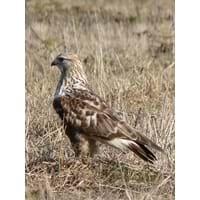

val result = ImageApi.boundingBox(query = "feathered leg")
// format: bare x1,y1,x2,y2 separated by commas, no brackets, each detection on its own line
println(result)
65,127,98,163
77,136,98,163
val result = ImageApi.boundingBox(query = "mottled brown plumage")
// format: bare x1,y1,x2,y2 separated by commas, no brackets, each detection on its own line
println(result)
51,53,164,163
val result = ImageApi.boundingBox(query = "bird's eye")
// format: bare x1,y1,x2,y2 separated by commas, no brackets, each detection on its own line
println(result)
59,57,64,62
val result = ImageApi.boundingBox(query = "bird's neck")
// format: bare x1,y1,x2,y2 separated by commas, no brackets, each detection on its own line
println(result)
54,72,66,97
54,69,88,97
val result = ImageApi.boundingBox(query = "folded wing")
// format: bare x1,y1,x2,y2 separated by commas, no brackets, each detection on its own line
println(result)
53,88,163,163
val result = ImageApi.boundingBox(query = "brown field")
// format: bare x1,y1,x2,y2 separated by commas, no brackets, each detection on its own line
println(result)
25,0,174,199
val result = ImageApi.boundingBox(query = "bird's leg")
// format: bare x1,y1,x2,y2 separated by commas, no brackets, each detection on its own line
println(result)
78,137,99,167
71,140,81,157
71,136,98,164
77,135,98,164
63,125,81,158
64,124,98,163
65,131,82,158
88,139,98,157
65,130,90,161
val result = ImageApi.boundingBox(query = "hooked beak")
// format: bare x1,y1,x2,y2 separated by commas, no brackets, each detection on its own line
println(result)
51,60,57,66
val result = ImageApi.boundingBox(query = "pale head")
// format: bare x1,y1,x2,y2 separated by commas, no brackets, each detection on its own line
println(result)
51,54,75,73
51,53,88,84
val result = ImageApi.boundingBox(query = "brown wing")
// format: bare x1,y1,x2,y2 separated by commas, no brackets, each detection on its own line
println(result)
54,88,163,163
54,88,124,135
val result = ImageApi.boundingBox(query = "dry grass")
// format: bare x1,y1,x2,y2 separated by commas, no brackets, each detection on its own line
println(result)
25,0,174,199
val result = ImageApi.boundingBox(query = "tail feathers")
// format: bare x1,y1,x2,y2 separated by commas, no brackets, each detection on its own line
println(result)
128,141,157,163
108,138,157,163
139,134,164,153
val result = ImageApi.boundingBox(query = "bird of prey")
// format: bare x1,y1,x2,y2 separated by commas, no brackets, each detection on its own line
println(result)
51,53,164,163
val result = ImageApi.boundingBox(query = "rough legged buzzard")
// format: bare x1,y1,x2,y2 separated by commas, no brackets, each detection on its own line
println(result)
51,54,163,163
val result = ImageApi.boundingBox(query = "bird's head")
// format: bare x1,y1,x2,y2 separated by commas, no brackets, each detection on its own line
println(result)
51,53,87,82
51,54,73,73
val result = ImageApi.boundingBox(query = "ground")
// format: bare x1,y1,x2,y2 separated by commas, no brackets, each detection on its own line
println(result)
25,0,174,199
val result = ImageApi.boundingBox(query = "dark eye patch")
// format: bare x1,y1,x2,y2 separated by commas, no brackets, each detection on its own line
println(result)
58,57,64,62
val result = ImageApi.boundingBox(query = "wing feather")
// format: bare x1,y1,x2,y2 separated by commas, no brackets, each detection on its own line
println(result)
53,88,163,163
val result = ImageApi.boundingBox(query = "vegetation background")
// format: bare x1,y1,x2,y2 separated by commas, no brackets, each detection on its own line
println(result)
25,0,174,199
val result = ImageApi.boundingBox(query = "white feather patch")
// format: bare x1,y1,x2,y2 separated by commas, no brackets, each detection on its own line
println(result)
108,138,136,152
